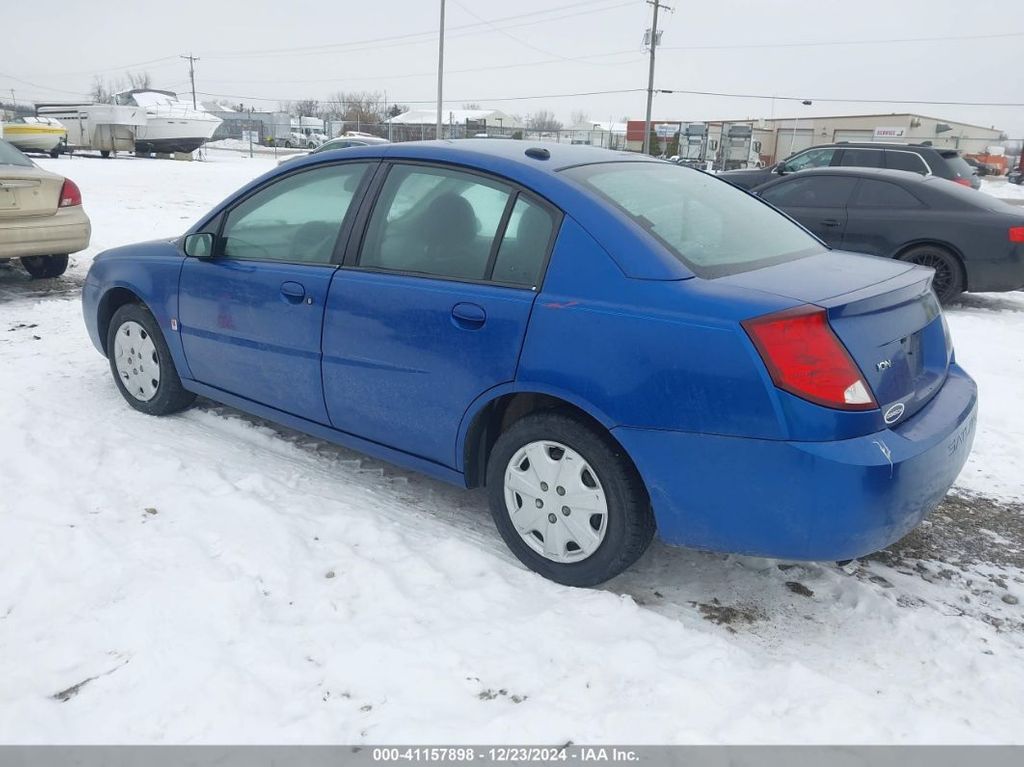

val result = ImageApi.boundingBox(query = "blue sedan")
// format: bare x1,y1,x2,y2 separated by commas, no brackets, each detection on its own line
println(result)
82,140,978,586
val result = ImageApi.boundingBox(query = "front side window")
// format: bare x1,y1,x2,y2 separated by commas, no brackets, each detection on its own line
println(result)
760,177,858,208
564,162,821,277
783,147,836,172
359,164,514,281
220,163,370,263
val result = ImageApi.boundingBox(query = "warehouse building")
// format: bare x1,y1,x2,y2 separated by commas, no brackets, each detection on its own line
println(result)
626,113,1005,167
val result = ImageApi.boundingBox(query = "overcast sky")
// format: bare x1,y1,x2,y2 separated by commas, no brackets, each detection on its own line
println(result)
5,0,1022,135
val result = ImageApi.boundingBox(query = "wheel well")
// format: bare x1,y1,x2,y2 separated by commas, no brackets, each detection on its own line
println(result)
895,241,969,291
463,392,615,489
97,287,143,355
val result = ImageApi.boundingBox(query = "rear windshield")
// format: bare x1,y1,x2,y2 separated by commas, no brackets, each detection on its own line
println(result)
940,152,975,180
0,140,33,167
563,161,821,277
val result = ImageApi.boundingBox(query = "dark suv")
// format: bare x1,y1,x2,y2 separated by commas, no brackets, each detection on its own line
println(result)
720,142,980,190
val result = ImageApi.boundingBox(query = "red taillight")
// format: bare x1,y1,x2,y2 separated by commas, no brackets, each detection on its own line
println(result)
742,305,877,411
952,177,973,187
59,178,82,208
1010,226,1024,243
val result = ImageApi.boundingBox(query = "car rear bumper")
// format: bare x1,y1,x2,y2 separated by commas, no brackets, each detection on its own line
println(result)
0,206,91,258
612,363,978,561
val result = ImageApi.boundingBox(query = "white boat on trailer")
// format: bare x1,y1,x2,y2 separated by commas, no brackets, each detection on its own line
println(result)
113,90,221,154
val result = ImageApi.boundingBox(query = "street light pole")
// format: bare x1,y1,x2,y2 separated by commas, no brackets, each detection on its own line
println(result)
436,0,446,140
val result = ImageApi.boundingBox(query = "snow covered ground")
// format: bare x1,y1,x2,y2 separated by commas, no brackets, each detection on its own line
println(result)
0,150,1022,744
981,177,1024,201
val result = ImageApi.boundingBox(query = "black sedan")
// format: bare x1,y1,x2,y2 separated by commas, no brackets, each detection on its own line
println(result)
751,168,1024,303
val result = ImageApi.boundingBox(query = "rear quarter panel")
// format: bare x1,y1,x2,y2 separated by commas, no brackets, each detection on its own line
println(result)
514,216,795,440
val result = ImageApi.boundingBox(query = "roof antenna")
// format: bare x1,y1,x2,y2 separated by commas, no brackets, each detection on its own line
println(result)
525,147,550,160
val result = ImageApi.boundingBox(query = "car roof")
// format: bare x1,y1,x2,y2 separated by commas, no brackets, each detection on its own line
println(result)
305,138,656,175
776,167,928,183
826,141,946,153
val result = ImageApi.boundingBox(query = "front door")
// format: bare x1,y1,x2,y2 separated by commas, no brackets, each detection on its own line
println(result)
322,162,559,466
178,161,373,423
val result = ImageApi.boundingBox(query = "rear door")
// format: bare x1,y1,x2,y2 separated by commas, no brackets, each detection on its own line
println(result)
178,161,373,423
758,175,857,246
322,162,559,467
841,178,928,257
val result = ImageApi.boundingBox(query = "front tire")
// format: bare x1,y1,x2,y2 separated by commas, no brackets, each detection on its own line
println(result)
106,303,196,416
486,412,655,587
21,254,68,278
899,244,964,304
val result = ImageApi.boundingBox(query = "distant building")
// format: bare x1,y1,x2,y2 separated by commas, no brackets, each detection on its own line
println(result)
626,113,1006,167
385,108,524,141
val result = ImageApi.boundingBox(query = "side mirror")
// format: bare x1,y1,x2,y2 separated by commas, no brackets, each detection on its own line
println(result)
773,162,787,174
183,232,215,259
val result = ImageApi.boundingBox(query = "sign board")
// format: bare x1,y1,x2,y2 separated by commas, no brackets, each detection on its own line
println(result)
873,126,907,140
655,123,679,138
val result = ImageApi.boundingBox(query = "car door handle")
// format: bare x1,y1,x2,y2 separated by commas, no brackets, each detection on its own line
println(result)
820,218,842,228
451,302,486,329
280,281,306,303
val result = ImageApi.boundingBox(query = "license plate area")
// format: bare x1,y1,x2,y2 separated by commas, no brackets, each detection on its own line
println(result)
0,188,19,210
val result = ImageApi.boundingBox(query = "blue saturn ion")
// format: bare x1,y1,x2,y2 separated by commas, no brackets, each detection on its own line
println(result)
83,140,978,586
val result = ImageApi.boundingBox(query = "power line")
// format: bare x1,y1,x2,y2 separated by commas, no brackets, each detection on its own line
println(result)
201,0,634,60
656,88,1024,108
660,30,1024,51
196,87,645,106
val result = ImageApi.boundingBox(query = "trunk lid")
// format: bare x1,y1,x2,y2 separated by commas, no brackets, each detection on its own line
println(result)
720,251,949,419
0,167,62,219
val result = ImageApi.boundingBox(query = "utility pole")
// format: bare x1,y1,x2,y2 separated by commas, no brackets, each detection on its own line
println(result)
436,0,446,140
181,53,199,109
642,1,670,155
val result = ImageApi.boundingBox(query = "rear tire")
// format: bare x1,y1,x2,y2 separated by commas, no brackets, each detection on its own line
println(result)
486,412,655,587
106,303,196,416
21,254,68,279
899,244,964,304
100,150,111,158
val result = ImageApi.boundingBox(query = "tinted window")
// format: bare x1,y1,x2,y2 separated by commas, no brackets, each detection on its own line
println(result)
838,148,883,168
491,196,557,287
0,140,32,167
885,150,928,174
851,180,924,209
760,176,857,208
221,163,369,263
941,152,976,181
783,147,836,172
563,162,820,277
360,164,512,281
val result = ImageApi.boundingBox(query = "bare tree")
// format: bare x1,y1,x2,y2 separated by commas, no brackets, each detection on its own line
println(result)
527,109,563,132
326,91,389,131
570,109,591,127
90,70,153,103
288,98,321,118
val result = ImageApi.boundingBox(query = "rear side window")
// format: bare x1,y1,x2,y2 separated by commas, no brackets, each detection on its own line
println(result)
491,196,556,287
563,162,820,278
850,180,924,209
941,152,976,181
760,176,857,208
838,148,883,168
0,140,32,167
360,164,513,281
885,150,929,174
